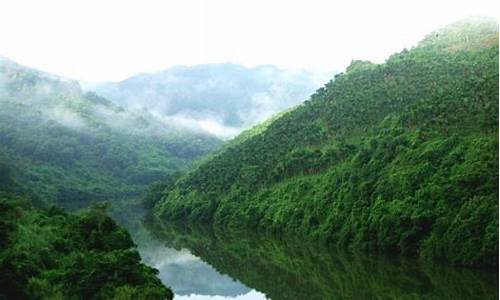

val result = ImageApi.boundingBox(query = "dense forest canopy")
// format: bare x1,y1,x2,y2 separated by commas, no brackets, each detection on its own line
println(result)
0,165,173,299
154,18,499,268
0,57,222,209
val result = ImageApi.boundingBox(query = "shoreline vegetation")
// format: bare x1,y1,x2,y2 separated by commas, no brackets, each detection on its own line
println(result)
0,172,173,299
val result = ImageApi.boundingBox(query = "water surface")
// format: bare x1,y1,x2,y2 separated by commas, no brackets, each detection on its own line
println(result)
129,220,498,300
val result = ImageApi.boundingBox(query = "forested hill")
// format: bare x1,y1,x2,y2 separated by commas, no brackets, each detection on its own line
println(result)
0,57,222,209
155,18,499,268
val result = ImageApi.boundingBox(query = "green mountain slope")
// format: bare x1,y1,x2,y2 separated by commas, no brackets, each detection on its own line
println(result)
155,18,499,267
0,58,222,209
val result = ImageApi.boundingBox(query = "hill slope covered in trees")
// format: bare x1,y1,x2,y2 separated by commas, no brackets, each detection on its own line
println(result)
155,18,499,268
0,57,222,209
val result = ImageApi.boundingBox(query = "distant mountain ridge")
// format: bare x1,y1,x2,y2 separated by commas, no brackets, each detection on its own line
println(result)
93,63,330,138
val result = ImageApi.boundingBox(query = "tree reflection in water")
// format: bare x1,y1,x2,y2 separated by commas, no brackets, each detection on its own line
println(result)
143,218,498,300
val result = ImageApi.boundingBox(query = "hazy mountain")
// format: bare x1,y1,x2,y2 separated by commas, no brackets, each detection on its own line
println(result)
154,18,499,268
0,57,222,209
93,64,331,138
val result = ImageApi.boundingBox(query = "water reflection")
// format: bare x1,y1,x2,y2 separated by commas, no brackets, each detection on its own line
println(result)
133,228,266,299
174,290,266,300
110,207,267,299
144,219,498,300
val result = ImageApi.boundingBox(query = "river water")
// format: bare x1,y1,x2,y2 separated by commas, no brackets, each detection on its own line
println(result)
120,219,498,300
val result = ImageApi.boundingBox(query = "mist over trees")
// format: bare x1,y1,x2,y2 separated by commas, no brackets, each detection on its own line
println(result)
0,57,222,209
93,64,331,138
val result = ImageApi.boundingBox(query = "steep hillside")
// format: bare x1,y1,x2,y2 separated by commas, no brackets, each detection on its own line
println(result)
93,64,328,138
0,58,222,209
155,18,499,267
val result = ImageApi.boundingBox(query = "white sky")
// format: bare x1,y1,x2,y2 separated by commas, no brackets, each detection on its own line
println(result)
0,0,498,82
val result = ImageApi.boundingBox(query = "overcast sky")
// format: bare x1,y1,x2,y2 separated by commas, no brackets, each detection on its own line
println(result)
0,0,498,82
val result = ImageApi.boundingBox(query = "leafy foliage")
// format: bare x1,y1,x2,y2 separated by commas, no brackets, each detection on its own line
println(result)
0,184,173,299
155,18,499,267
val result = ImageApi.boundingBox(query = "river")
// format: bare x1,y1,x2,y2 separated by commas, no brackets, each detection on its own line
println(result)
118,218,498,300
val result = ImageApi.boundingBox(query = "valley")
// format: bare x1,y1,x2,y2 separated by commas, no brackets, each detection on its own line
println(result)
0,17,498,300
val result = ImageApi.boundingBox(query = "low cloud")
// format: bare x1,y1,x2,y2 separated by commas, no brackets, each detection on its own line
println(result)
156,112,240,140
43,105,88,131
92,64,334,139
